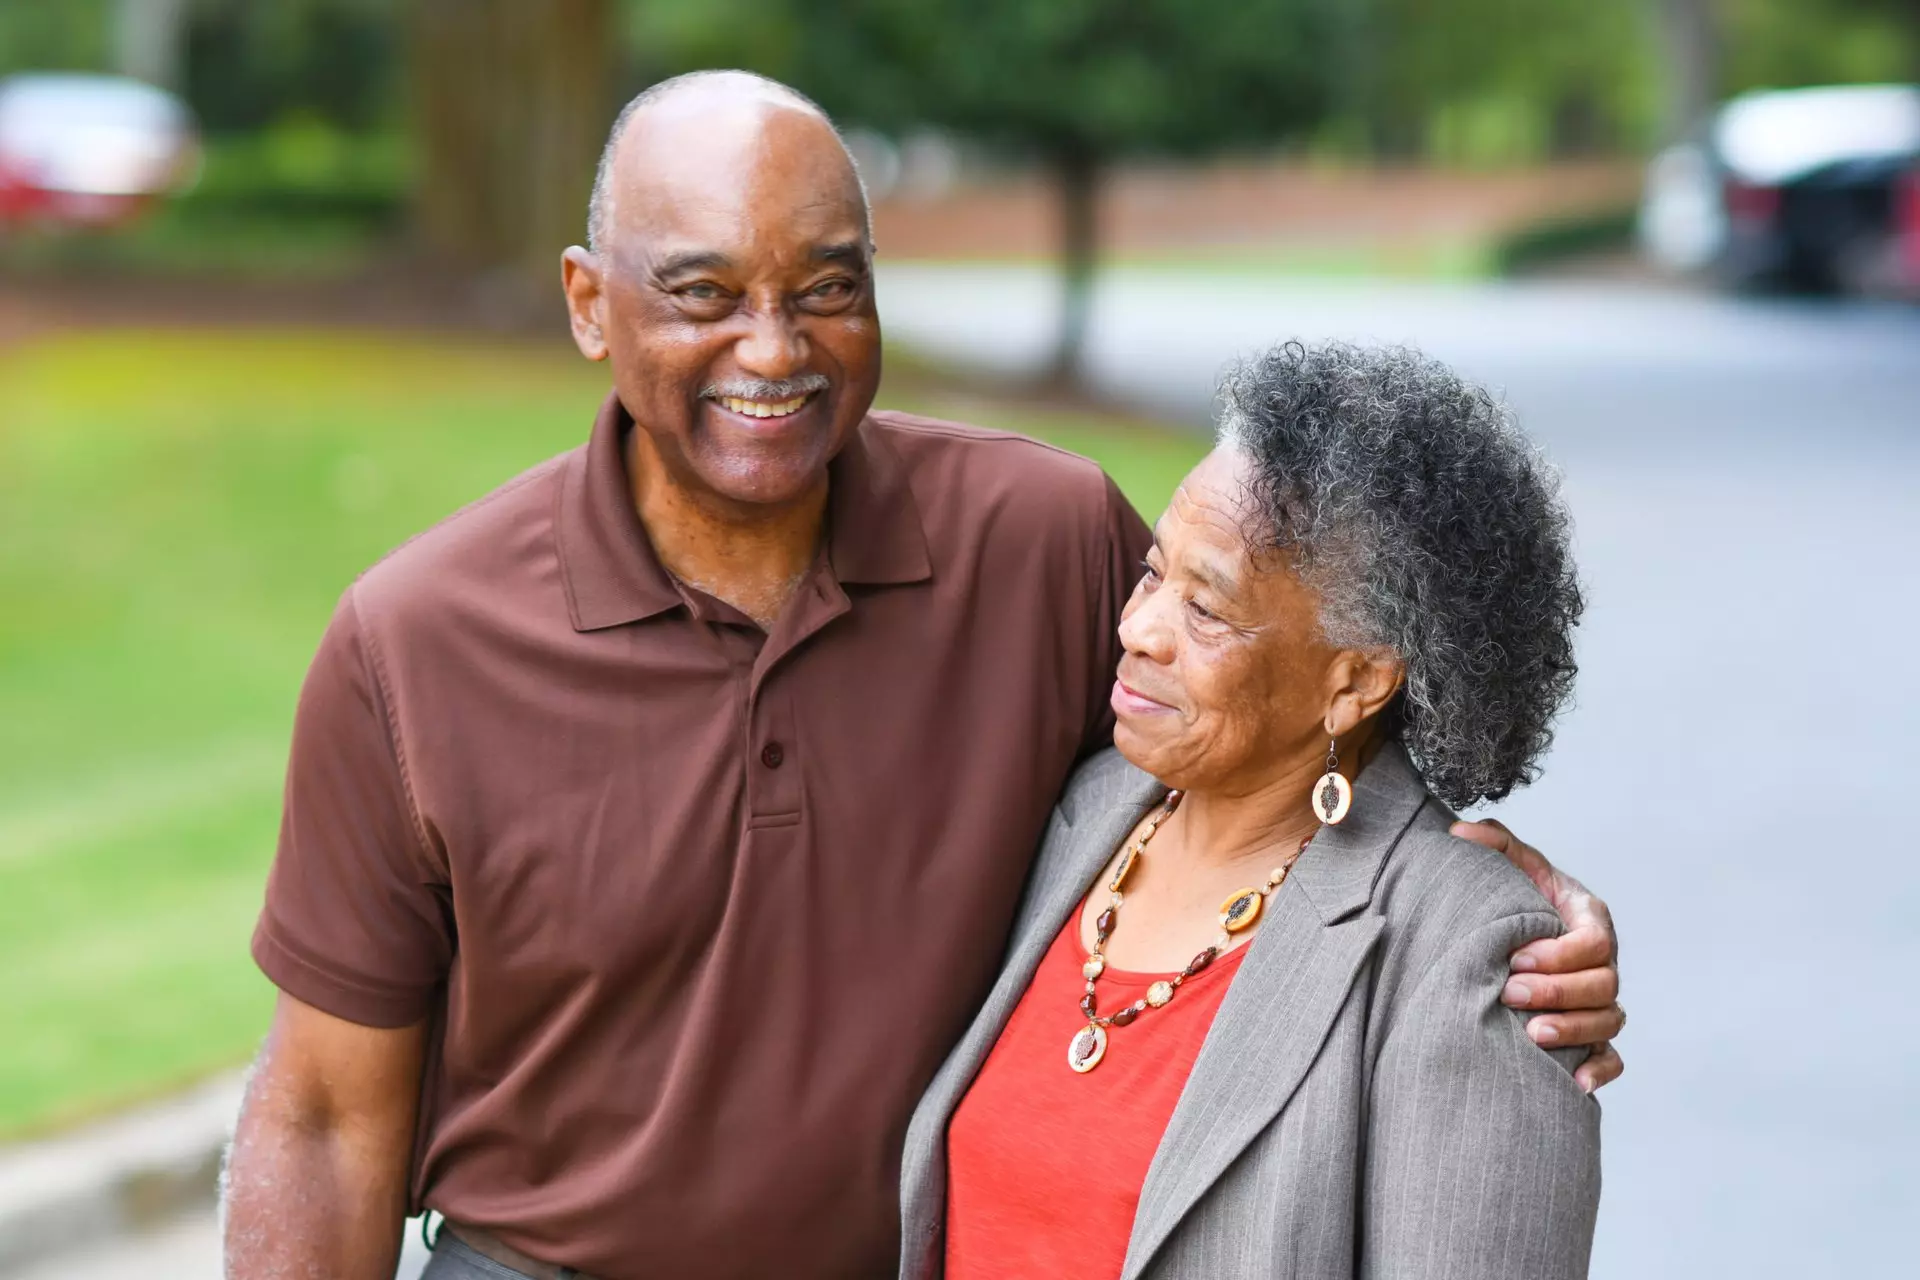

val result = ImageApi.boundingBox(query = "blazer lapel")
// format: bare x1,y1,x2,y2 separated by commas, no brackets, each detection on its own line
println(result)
898,756,1164,1278
1120,745,1430,1280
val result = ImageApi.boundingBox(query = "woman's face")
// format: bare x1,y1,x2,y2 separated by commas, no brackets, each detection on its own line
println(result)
1111,447,1349,793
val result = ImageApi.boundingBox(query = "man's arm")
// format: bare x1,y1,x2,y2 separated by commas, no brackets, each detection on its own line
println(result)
225,993,426,1280
1454,818,1625,1093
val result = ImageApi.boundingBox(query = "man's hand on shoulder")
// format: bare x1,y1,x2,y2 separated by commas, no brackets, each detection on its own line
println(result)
1451,817,1625,1094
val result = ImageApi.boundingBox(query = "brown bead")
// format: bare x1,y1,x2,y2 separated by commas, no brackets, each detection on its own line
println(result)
1080,993,1098,1018
1183,948,1217,977
1111,1006,1139,1027
1096,908,1116,937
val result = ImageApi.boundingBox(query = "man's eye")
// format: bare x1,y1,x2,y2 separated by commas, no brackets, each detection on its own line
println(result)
1187,598,1216,622
811,279,851,298
1139,561,1161,586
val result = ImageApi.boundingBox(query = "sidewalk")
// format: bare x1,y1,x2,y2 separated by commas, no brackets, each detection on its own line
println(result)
6,1208,434,1280
0,1073,241,1276
0,1068,436,1277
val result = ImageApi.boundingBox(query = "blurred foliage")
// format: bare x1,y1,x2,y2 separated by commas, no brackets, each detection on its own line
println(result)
1724,0,1920,88
1361,0,1665,164
786,0,1350,163
1489,205,1641,275
182,0,398,134
0,1,112,73
2,0,1917,166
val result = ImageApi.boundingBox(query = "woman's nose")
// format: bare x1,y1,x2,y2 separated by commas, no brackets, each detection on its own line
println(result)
1118,589,1174,662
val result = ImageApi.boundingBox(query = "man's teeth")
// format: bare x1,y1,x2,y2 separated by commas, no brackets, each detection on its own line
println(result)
719,394,810,418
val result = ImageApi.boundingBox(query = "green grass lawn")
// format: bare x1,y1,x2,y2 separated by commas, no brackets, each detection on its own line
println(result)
0,329,1205,1138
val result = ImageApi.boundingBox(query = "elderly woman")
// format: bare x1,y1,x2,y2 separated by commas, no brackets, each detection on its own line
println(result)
898,341,1600,1280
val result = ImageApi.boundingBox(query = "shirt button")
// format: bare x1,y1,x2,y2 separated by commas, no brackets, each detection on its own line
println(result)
760,742,785,769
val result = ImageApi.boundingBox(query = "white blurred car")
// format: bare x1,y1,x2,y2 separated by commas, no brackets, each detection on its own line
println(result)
1640,84,1920,296
0,73,199,229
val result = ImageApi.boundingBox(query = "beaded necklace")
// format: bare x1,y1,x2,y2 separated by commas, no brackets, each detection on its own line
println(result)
1067,791,1313,1074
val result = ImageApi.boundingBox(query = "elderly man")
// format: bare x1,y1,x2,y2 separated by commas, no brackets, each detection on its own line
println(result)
225,72,1624,1280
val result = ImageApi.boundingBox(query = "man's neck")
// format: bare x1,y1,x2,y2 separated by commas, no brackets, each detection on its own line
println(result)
627,431,828,631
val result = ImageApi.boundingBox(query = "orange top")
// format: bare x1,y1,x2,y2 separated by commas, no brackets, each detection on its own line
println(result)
944,901,1250,1280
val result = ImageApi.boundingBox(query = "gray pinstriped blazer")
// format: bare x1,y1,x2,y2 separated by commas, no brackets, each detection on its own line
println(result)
898,742,1600,1280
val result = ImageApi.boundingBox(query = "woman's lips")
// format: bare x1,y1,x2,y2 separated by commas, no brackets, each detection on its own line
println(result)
1111,678,1175,717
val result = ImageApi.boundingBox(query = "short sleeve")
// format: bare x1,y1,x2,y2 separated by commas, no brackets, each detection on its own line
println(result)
251,588,453,1028
1080,473,1153,758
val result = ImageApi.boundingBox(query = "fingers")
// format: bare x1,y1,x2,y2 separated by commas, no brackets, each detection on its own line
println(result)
1510,923,1613,974
1449,817,1514,856
1504,962,1619,1013
1451,818,1555,899
1573,1042,1624,1094
1525,1004,1625,1053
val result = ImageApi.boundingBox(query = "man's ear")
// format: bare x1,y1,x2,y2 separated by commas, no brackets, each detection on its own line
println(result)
561,247,609,362
1323,649,1406,739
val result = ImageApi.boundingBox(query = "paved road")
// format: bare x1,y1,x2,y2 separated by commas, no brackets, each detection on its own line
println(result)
879,263,1920,1278
26,270,1914,1278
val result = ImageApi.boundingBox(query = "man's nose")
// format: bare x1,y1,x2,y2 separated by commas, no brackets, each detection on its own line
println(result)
734,306,808,379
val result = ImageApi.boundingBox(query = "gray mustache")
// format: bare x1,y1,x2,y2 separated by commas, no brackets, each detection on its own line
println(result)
703,374,830,401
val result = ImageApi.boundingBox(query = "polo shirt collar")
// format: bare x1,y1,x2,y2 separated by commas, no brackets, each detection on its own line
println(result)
558,392,931,632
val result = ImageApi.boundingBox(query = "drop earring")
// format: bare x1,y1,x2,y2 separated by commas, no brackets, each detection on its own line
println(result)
1313,737,1352,825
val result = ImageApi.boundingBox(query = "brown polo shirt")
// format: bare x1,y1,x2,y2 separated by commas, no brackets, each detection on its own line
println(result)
252,393,1151,1279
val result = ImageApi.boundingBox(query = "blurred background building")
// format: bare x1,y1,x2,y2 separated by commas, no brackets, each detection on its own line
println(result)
0,2,1916,1278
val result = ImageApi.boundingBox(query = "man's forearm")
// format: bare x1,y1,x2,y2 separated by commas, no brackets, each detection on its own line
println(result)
224,1074,411,1279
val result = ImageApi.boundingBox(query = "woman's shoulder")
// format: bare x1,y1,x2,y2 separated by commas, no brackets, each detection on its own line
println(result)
1370,797,1563,976
1053,747,1163,826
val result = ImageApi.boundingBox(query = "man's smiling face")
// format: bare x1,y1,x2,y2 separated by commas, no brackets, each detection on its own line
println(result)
566,90,882,512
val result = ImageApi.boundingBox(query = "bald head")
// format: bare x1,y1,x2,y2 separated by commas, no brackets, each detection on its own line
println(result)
586,70,870,258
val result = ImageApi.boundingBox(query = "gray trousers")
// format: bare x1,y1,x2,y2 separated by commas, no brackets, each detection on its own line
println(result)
420,1232,581,1280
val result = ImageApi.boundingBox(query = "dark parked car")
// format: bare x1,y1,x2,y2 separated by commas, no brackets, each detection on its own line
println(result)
1640,84,1920,297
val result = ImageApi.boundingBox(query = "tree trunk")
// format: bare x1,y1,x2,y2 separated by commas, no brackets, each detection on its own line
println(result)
115,0,189,91
407,0,613,316
1045,150,1101,387
1654,0,1720,143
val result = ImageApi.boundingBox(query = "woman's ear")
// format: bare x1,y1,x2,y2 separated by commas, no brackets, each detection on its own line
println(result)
1323,649,1406,739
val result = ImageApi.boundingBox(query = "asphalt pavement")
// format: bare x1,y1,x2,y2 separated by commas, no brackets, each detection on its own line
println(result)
877,262,1920,1279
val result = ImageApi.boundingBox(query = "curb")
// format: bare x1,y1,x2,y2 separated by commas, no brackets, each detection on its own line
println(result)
0,1071,244,1275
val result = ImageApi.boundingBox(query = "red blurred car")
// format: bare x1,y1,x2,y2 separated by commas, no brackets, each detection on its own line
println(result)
0,73,199,230
1640,84,1920,297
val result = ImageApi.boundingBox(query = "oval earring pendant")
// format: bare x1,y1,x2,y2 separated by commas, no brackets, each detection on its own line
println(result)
1314,770,1353,825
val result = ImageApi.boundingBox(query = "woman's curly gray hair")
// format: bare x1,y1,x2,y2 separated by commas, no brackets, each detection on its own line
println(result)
1218,340,1583,809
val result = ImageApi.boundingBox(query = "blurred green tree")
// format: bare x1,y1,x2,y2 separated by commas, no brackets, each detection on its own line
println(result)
1720,0,1920,88
0,1,113,76
1358,0,1661,162
785,0,1352,383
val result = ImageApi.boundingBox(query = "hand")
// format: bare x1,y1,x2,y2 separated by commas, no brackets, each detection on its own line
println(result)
1452,818,1624,1094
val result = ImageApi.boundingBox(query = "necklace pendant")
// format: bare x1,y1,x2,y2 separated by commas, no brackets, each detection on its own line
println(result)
1068,1022,1108,1073
1220,887,1264,932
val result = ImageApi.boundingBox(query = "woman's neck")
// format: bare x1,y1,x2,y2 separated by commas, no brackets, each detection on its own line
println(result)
1171,728,1384,872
